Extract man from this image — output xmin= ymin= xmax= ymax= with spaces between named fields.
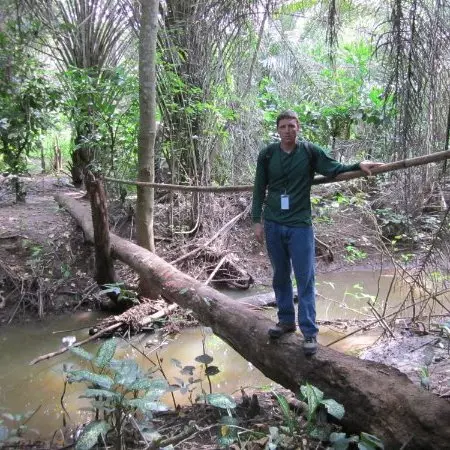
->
xmin=252 ymin=110 xmax=382 ymax=355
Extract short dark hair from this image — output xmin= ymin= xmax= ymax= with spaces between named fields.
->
xmin=276 ymin=110 xmax=299 ymax=127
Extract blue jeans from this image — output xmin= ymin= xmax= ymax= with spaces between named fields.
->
xmin=264 ymin=220 xmax=318 ymax=337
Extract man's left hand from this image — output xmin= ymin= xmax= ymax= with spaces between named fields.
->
xmin=359 ymin=161 xmax=384 ymax=176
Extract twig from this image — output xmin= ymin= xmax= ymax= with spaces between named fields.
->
xmin=30 ymin=303 xmax=179 ymax=365
xmin=368 ymin=303 xmax=394 ymax=338
xmin=104 ymin=151 xmax=450 ymax=191
xmin=203 ymin=254 xmax=228 ymax=286
xmin=53 ymin=325 xmax=95 ymax=334
xmin=29 ymin=323 xmax=123 ymax=365
xmin=409 ymin=338 xmax=440 ymax=353
xmin=326 ymin=296 xmax=432 ymax=347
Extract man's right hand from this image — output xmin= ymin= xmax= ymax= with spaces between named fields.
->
xmin=254 ymin=223 xmax=264 ymax=244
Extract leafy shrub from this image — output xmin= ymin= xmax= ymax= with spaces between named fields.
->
xmin=67 ymin=338 xmax=170 ymax=450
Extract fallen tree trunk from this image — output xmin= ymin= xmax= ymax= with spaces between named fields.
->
xmin=55 ymin=193 xmax=450 ymax=449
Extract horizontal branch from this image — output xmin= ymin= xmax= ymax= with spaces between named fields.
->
xmin=104 ymin=150 xmax=450 ymax=193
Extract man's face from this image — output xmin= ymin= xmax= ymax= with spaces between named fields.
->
xmin=277 ymin=118 xmax=300 ymax=146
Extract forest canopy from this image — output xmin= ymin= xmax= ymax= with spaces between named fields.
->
xmin=0 ymin=0 xmax=449 ymax=200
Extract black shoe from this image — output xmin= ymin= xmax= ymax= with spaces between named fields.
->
xmin=268 ymin=322 xmax=296 ymax=339
xmin=303 ymin=336 xmax=317 ymax=355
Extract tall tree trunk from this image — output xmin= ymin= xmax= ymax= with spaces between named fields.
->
xmin=85 ymin=171 xmax=116 ymax=286
xmin=136 ymin=0 xmax=159 ymax=251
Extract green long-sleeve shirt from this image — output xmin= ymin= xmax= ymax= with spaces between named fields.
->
xmin=251 ymin=141 xmax=360 ymax=227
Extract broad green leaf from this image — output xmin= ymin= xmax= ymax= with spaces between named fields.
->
xmin=67 ymin=370 xmax=113 ymax=389
xmin=321 ymin=398 xmax=345 ymax=420
xmin=205 ymin=393 xmax=236 ymax=409
xmin=300 ymin=384 xmax=323 ymax=420
xmin=195 ymin=354 xmax=213 ymax=364
xmin=94 ymin=339 xmax=117 ymax=369
xmin=75 ymin=421 xmax=110 ymax=450
xmin=70 ymin=346 xmax=94 ymax=361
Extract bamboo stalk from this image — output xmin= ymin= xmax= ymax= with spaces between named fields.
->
xmin=103 ymin=150 xmax=450 ymax=192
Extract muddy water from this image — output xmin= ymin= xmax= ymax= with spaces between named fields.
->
xmin=0 ymin=270 xmax=402 ymax=438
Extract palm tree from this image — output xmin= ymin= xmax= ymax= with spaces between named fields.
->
xmin=26 ymin=0 xmax=134 ymax=185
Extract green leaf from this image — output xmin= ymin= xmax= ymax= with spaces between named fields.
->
xmin=67 ymin=370 xmax=114 ymax=389
xmin=75 ymin=421 xmax=110 ymax=450
xmin=171 ymin=358 xmax=182 ymax=368
xmin=330 ymin=432 xmax=348 ymax=442
xmin=300 ymin=384 xmax=323 ymax=421
xmin=204 ymin=393 xmax=236 ymax=409
xmin=128 ymin=378 xmax=168 ymax=397
xmin=205 ymin=365 xmax=220 ymax=376
xmin=195 ymin=354 xmax=213 ymax=364
xmin=94 ymin=339 xmax=117 ymax=368
xmin=181 ymin=365 xmax=195 ymax=375
xmin=110 ymin=360 xmax=140 ymax=385
xmin=126 ymin=398 xmax=169 ymax=413
xmin=273 ymin=391 xmax=297 ymax=434
xmin=321 ymin=398 xmax=345 ymax=420
xmin=69 ymin=346 xmax=94 ymax=361
xmin=330 ymin=432 xmax=358 ymax=449
xmin=359 ymin=432 xmax=384 ymax=449
xmin=309 ymin=424 xmax=332 ymax=441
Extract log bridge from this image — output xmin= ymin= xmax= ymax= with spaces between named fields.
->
xmin=54 ymin=192 xmax=450 ymax=450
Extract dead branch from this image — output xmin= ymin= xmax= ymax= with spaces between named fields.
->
xmin=29 ymin=303 xmax=179 ymax=365
xmin=170 ymin=204 xmax=250 ymax=265
xmin=104 ymin=150 xmax=450 ymax=192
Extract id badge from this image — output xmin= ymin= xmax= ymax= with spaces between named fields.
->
xmin=281 ymin=194 xmax=290 ymax=210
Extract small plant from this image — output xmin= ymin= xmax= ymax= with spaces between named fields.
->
xmin=198 ymin=392 xmax=239 ymax=447
xmin=344 ymin=244 xmax=367 ymax=263
xmin=272 ymin=391 xmax=298 ymax=436
xmin=329 ymin=431 xmax=384 ymax=449
xmin=100 ymin=282 xmax=139 ymax=305
xmin=300 ymin=383 xmax=345 ymax=440
xmin=66 ymin=338 xmax=170 ymax=450
xmin=299 ymin=384 xmax=384 ymax=449
xmin=418 ymin=366 xmax=431 ymax=390
xmin=169 ymin=337 xmax=221 ymax=404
